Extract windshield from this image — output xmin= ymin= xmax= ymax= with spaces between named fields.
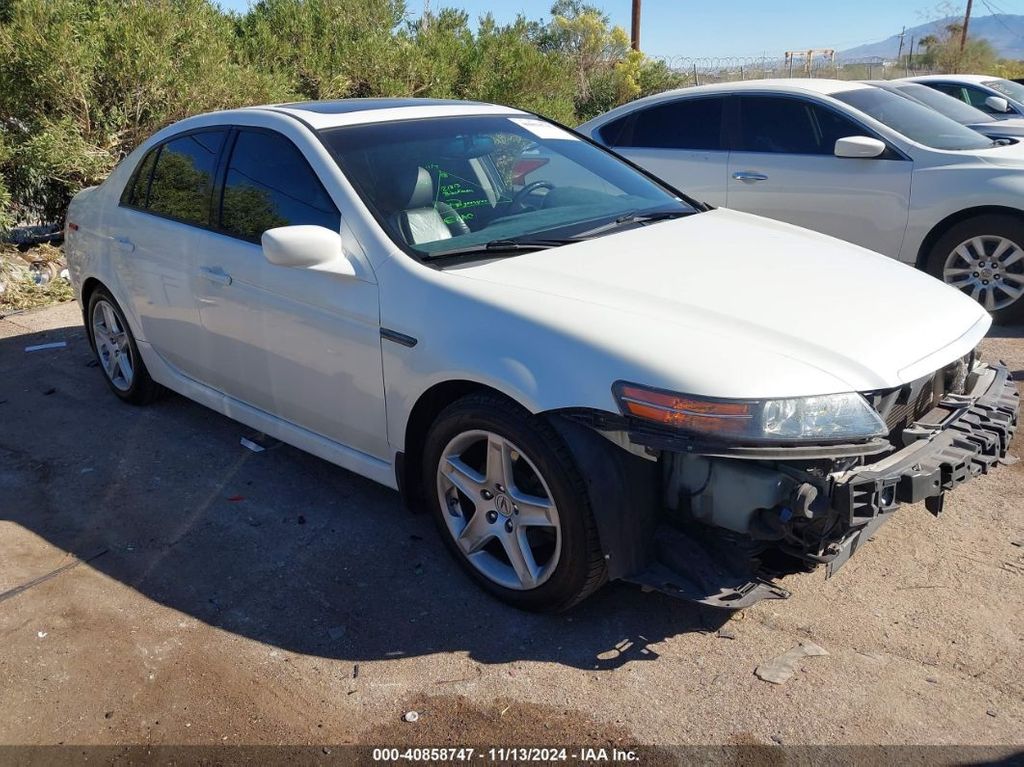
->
xmin=892 ymin=82 xmax=995 ymax=125
xmin=319 ymin=114 xmax=694 ymax=259
xmin=984 ymin=78 xmax=1024 ymax=104
xmin=831 ymin=88 xmax=995 ymax=150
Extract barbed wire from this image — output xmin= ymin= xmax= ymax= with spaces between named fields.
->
xmin=651 ymin=55 xmax=935 ymax=82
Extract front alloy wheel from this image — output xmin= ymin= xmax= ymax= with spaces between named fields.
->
xmin=423 ymin=393 xmax=606 ymax=612
xmin=436 ymin=429 xmax=561 ymax=590
xmin=943 ymin=235 xmax=1024 ymax=312
xmin=927 ymin=213 xmax=1024 ymax=324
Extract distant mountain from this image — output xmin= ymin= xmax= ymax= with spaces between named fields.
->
xmin=839 ymin=14 xmax=1024 ymax=62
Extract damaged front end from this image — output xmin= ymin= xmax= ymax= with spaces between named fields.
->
xmin=556 ymin=354 xmax=1019 ymax=609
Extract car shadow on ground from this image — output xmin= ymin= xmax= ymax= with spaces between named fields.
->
xmin=0 ymin=321 xmax=727 ymax=671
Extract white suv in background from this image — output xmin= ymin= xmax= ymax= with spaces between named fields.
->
xmin=578 ymin=78 xmax=1024 ymax=323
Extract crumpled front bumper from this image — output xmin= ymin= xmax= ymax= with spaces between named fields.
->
xmin=623 ymin=362 xmax=1018 ymax=609
xmin=825 ymin=360 xmax=1018 ymax=575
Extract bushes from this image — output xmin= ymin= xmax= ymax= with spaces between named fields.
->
xmin=0 ymin=0 xmax=676 ymax=228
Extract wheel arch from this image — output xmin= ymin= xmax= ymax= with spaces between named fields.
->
xmin=398 ymin=379 xmax=524 ymax=511
xmin=916 ymin=205 xmax=1024 ymax=269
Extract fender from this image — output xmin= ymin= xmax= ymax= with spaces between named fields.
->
xmin=548 ymin=415 xmax=660 ymax=580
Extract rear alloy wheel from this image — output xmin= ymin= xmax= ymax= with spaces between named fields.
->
xmin=928 ymin=214 xmax=1024 ymax=324
xmin=423 ymin=393 xmax=606 ymax=612
xmin=87 ymin=287 xmax=162 ymax=404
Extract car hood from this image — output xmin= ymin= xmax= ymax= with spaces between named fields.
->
xmin=448 ymin=208 xmax=990 ymax=398
xmin=972 ymin=118 xmax=1024 ymax=138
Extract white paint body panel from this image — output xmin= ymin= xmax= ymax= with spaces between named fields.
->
xmin=65 ymin=101 xmax=990 ymax=492
xmin=578 ymin=79 xmax=1024 ymax=267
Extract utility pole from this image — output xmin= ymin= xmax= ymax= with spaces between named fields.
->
xmin=630 ymin=0 xmax=641 ymax=52
xmin=907 ymin=35 xmax=915 ymax=74
xmin=896 ymin=26 xmax=906 ymax=64
xmin=960 ymin=0 xmax=973 ymax=53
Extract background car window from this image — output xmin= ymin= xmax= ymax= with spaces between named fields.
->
xmin=737 ymin=96 xmax=858 ymax=155
xmin=963 ymin=85 xmax=1003 ymax=113
xmin=929 ymin=83 xmax=967 ymax=102
xmin=613 ymin=98 xmax=724 ymax=150
xmin=146 ymin=130 xmax=226 ymax=225
xmin=120 ymin=148 xmax=158 ymax=208
xmin=220 ymin=130 xmax=340 ymax=242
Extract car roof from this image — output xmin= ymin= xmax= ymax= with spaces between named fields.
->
xmin=578 ymin=78 xmax=872 ymax=129
xmin=905 ymin=74 xmax=997 ymax=84
xmin=257 ymin=97 xmax=526 ymax=130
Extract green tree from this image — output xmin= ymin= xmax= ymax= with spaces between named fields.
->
xmin=0 ymin=0 xmax=290 ymax=223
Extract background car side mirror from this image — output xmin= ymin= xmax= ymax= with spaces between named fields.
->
xmin=834 ymin=136 xmax=887 ymax=159
xmin=985 ymin=95 xmax=1011 ymax=113
xmin=261 ymin=225 xmax=356 ymax=276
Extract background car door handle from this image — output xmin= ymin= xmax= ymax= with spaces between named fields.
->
xmin=199 ymin=266 xmax=232 ymax=286
xmin=113 ymin=236 xmax=135 ymax=253
xmin=732 ymin=171 xmax=769 ymax=183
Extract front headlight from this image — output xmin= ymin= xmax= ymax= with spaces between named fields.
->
xmin=613 ymin=382 xmax=887 ymax=444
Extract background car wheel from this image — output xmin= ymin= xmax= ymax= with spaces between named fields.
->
xmin=926 ymin=214 xmax=1024 ymax=324
xmin=86 ymin=287 xmax=162 ymax=405
xmin=422 ymin=392 xmax=606 ymax=612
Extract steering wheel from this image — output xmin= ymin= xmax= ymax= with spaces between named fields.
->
xmin=510 ymin=180 xmax=555 ymax=212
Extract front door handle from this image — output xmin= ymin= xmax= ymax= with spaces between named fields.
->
xmin=199 ymin=266 xmax=232 ymax=286
xmin=732 ymin=171 xmax=769 ymax=183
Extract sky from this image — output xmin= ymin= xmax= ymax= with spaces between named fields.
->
xmin=215 ymin=0 xmax=1024 ymax=59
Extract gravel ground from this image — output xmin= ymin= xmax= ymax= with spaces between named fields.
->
xmin=1 ymin=302 xmax=1022 ymax=754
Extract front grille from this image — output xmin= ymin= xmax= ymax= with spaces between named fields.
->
xmin=866 ymin=349 xmax=977 ymax=437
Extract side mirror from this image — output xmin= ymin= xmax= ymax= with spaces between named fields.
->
xmin=834 ymin=136 xmax=887 ymax=159
xmin=261 ymin=225 xmax=356 ymax=277
xmin=984 ymin=95 xmax=1010 ymax=113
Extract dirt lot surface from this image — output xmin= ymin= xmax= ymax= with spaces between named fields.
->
xmin=1 ymin=302 xmax=1023 ymax=754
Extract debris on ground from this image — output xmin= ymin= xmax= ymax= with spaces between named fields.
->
xmin=239 ymin=437 xmax=265 ymax=453
xmin=716 ymin=627 xmax=737 ymax=640
xmin=24 ymin=341 xmax=67 ymax=352
xmin=1 ymin=244 xmax=72 ymax=312
xmin=755 ymin=640 xmax=829 ymax=685
xmin=403 ymin=711 xmax=419 ymax=723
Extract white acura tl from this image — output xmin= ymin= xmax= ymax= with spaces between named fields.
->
xmin=578 ymin=79 xmax=1024 ymax=323
xmin=65 ymin=99 xmax=1018 ymax=611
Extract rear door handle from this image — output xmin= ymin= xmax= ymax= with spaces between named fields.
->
xmin=732 ymin=171 xmax=769 ymax=183
xmin=199 ymin=266 xmax=232 ymax=286
xmin=113 ymin=236 xmax=135 ymax=253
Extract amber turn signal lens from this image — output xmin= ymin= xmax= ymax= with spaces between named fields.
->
xmin=617 ymin=385 xmax=752 ymax=434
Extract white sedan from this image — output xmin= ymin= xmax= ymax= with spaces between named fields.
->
xmin=578 ymin=78 xmax=1024 ymax=323
xmin=65 ymin=99 xmax=1019 ymax=611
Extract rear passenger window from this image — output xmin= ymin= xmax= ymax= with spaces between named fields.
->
xmin=930 ymin=83 xmax=967 ymax=102
xmin=146 ymin=130 xmax=226 ymax=225
xmin=219 ymin=130 xmax=339 ymax=242
xmin=737 ymin=96 xmax=862 ymax=155
xmin=608 ymin=98 xmax=724 ymax=150
xmin=120 ymin=148 xmax=158 ymax=208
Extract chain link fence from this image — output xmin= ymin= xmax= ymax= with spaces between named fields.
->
xmin=652 ymin=55 xmax=937 ymax=86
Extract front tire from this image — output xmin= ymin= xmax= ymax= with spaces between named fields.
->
xmin=86 ymin=287 xmax=162 ymax=405
xmin=926 ymin=214 xmax=1024 ymax=324
xmin=422 ymin=393 xmax=606 ymax=612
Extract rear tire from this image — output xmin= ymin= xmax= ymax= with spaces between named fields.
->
xmin=422 ymin=392 xmax=606 ymax=612
xmin=925 ymin=214 xmax=1024 ymax=324
xmin=86 ymin=286 xmax=163 ymax=405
